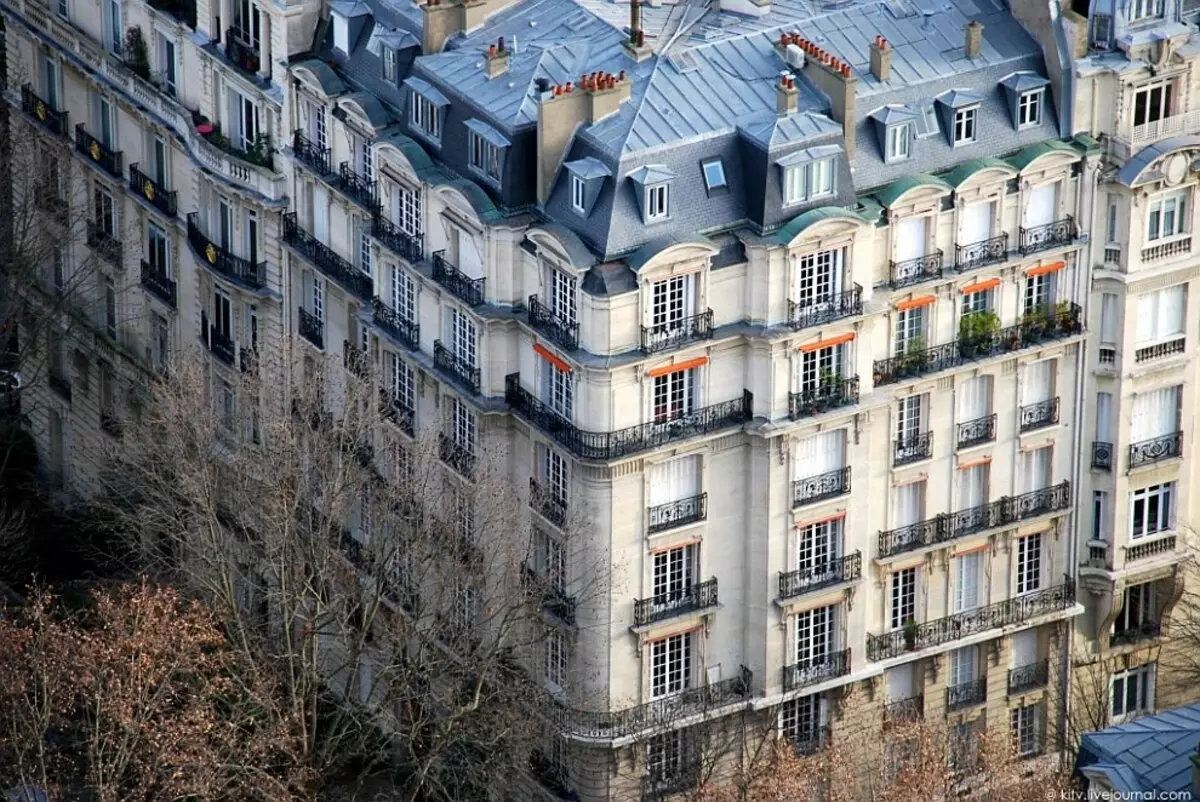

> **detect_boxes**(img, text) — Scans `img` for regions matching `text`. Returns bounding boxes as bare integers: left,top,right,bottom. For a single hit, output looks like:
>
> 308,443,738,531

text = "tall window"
1010,705,1042,757
544,361,572,419
953,106,978,144
793,248,843,307
652,369,694,423
1130,483,1174,538
103,0,123,54
146,223,170,275
1018,90,1043,127
43,57,61,109
468,132,502,182
154,32,177,95
952,551,982,612
797,518,841,578
571,175,586,213
799,344,845,392
795,605,836,666
1111,664,1155,722
549,269,577,325
390,266,415,321
306,100,327,151
1135,285,1186,345
358,225,372,275
381,45,397,82
780,695,825,745
94,185,116,235
96,95,116,148
1114,583,1155,635
448,308,477,366
894,306,926,353
1024,271,1055,312
104,278,117,339
543,449,568,510
393,184,422,237
451,396,476,452
652,544,695,604
545,630,567,689
650,633,690,698
895,394,924,444
1147,190,1187,240
890,567,916,630
886,124,909,161
650,274,694,331
227,88,258,152
1016,534,1042,594
388,352,414,410
1092,491,1109,542
646,183,669,219
410,92,441,140
1133,82,1172,127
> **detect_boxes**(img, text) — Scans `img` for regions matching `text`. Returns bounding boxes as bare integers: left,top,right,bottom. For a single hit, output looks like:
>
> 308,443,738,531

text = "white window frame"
410,91,442,141
799,345,845,393
546,362,572,419
1133,81,1173,127
468,131,502,182
646,183,670,220
449,307,477,367
390,264,416,322
1016,533,1042,595
1130,0,1164,21
549,268,578,325
451,396,476,452
332,12,349,53
784,158,836,206
545,630,567,690
1010,705,1042,757
570,174,586,213
388,352,414,410
1129,483,1174,539
953,106,978,145
795,604,837,665
652,544,695,602
652,369,695,423
886,124,910,161
649,633,691,699
1111,664,1155,722
382,45,397,83
1146,189,1188,241
890,567,917,630
1018,90,1044,127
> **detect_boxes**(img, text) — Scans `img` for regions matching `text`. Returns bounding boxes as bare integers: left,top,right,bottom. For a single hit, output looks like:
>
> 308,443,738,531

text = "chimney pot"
488,44,496,55
965,20,984,59
869,34,892,80
498,36,505,51
619,69,626,80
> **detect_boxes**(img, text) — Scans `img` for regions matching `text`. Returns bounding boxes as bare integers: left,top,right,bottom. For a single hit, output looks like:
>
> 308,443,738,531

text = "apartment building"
3,0,1105,797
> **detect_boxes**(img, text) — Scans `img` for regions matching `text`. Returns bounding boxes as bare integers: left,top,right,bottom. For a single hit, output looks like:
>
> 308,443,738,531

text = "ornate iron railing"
883,696,924,728
779,553,861,600
371,297,419,351
633,578,718,626
1110,621,1161,648
946,678,987,711
889,250,943,289
528,295,580,351
954,234,1008,271
1019,398,1060,432
878,481,1071,558
1129,431,1183,468
86,221,123,268
788,285,863,330
291,130,331,175
867,577,1075,661
1019,216,1076,255
783,647,851,692
343,340,370,380
506,374,751,461
789,725,831,757
21,85,68,137
641,310,714,354
529,478,567,527
202,313,236,365
372,216,424,263
298,308,323,350
648,493,707,533
433,340,481,395
129,163,176,217
1008,660,1049,695
225,27,261,75
432,251,485,306
187,213,267,290
378,388,415,437
283,212,373,301
339,161,378,210
957,414,996,449
894,431,933,466
792,466,851,507
788,376,859,420
75,123,123,178
140,261,176,307
1092,441,1113,471
438,433,476,479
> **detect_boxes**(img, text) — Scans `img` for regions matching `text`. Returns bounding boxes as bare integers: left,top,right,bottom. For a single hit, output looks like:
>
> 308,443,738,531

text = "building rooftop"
1077,703,1200,795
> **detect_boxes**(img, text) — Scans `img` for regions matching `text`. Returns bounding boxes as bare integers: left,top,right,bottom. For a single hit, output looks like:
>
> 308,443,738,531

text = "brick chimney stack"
796,38,859,158
536,72,632,204
484,37,508,78
965,20,984,59
776,72,798,116
869,36,891,81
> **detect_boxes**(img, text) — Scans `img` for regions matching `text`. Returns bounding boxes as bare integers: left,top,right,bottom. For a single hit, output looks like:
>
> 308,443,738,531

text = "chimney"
536,82,589,205
584,70,633,123
965,20,984,59
484,37,508,78
624,0,652,62
869,36,891,81
776,72,798,116
421,0,460,55
798,39,859,158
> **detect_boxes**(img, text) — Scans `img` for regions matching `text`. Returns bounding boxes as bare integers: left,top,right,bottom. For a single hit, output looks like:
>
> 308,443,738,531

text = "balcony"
1129,431,1185,469
789,376,859,420
788,286,863,330
49,371,72,402
379,389,415,437
438,433,476,479
21,85,68,137
431,251,485,307
1008,660,1049,695
946,678,987,711
528,296,579,351
783,647,851,692
1092,442,1113,471
1018,216,1076,255
291,130,330,175
433,341,481,395
282,213,373,301
201,314,236,366
529,478,568,527
866,577,1075,661
86,221,124,269
894,431,933,467
370,298,419,351
74,124,123,178
224,27,262,79
506,375,752,461
883,696,924,729
789,725,831,757
641,310,714,354
877,480,1071,559
1019,398,1060,432
954,234,1008,271
339,162,377,210
1130,109,1200,146
1126,534,1176,563
889,250,943,289
1110,621,1161,648
1086,541,1110,569
520,563,577,626
298,308,323,350
373,217,424,263
957,414,996,449
1135,338,1185,363
129,163,177,218
873,303,1082,386
632,578,718,627
1142,236,1191,263
343,340,370,380
140,261,177,307
187,213,267,291
648,493,707,533
792,466,851,508
642,764,701,799
778,552,861,600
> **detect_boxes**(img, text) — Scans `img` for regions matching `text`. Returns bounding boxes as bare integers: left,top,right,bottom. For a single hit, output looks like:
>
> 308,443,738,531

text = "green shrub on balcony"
958,309,1000,357
124,26,151,80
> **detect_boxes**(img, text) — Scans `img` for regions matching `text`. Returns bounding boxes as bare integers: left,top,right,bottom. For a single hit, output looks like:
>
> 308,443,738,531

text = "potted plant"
903,618,919,651
1022,306,1050,338
958,309,1000,358
903,336,929,374
124,26,151,80
1054,300,1081,333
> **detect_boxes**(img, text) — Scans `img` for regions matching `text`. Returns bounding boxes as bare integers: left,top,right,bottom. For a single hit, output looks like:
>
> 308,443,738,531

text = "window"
890,567,916,630
1130,0,1164,20
98,362,115,415
243,304,257,350
306,101,327,151
650,274,694,332
393,183,422,237
152,314,169,369
1130,386,1180,443
410,91,442,141
454,582,478,630
570,174,586,213
650,633,690,698
545,630,567,689
652,544,695,604
468,131,502,182
1107,202,1118,243
218,379,235,429
1100,294,1118,344
308,273,325,321
451,397,476,451
652,369,695,423
646,183,669,220
952,550,982,613
1023,271,1055,312
796,604,836,665
780,695,826,746
387,266,415,324
448,307,477,367
94,185,116,235
1115,583,1155,635
543,449,569,512
1130,483,1174,538
1011,705,1042,756
896,394,924,443
549,269,578,325
886,125,910,161
227,88,258,152
332,12,349,52
784,158,836,205
701,159,727,193
793,248,844,307
799,344,845,393
797,518,842,583
43,58,61,109
647,730,691,784
1135,285,1185,344
894,306,926,354
953,106,978,144
96,95,116,148
56,0,68,18
1111,664,1155,721
146,223,170,274
960,286,994,317
1134,82,1173,127
1016,534,1042,594
382,45,397,83
358,139,373,182
104,278,117,339
388,352,414,410
1147,191,1187,240
949,645,978,688
71,350,88,394
156,31,177,96
544,361,572,419
1017,90,1043,127
358,224,372,275
1093,491,1109,542
103,0,123,54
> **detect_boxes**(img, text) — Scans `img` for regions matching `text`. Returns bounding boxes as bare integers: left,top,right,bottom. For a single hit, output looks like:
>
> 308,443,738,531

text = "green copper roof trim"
775,207,868,244
874,173,952,208
1072,133,1102,156
942,157,1015,188
1006,139,1079,172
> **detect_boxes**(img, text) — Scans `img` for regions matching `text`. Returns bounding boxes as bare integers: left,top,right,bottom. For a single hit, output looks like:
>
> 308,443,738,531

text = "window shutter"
1096,392,1112,439
961,202,992,244
1100,294,1118,343
1025,184,1056,227
1011,630,1037,667
895,218,927,262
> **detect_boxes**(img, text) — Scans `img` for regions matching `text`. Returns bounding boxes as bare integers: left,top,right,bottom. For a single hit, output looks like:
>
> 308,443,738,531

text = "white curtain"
1132,387,1179,440
794,431,845,479
960,202,993,244
953,553,982,612
885,664,914,702
957,465,987,510
1138,285,1186,343
649,457,700,506
1100,294,1118,344
1021,360,1053,406
312,185,329,244
1025,184,1057,227
1096,392,1112,440
894,218,927,261
1022,448,1051,493
957,376,991,422
1011,630,1037,668
895,482,922,527
949,645,978,684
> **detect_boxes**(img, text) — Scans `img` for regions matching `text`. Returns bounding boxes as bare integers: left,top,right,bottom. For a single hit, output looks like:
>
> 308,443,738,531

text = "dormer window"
333,12,349,53
647,183,670,220
628,165,675,224
783,158,834,206
406,78,448,145
1018,90,1043,127
565,158,611,218
953,107,978,145
701,159,727,195
1000,73,1050,130
1130,0,1164,21
886,125,910,161
382,46,397,82
465,120,509,185
571,175,586,213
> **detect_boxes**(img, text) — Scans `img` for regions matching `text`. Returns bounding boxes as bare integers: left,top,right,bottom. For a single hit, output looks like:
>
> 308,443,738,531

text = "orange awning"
534,343,571,373
896,295,936,311
795,511,847,529
647,356,708,378
958,456,992,470
799,333,855,353
961,277,1001,295
1025,261,1066,277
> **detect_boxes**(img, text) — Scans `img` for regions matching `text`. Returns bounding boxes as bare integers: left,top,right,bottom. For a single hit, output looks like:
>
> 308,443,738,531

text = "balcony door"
1025,184,1056,228
648,456,700,512
312,185,329,244
1130,386,1179,443
894,217,927,262
1020,359,1054,408
952,551,982,613
957,464,987,512
960,201,992,246
213,291,232,339
794,430,845,482
796,605,836,667
150,135,169,188
949,645,978,687
793,248,843,308
1021,447,1051,494
1012,630,1037,668
306,101,327,151
957,376,991,424
652,545,696,607
894,482,923,530
798,519,841,580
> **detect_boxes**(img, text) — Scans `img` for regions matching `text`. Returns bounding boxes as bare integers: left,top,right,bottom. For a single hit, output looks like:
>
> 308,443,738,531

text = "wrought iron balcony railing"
433,341,481,395
883,696,924,728
528,296,579,351
789,725,831,757
372,216,424,262
792,466,851,507
648,493,707,533
783,647,851,692
1092,441,1113,471
1019,398,1060,432
129,163,176,218
1129,431,1183,469
343,340,370,380
187,213,267,290
225,26,261,76
529,478,567,527
778,552,861,600
632,578,718,626
641,310,714,354
520,562,577,626
298,308,323,350
438,433,476,479
432,251,485,306
1019,216,1076,255
140,261,177,307
642,763,702,798
889,250,943,289
75,124,123,178
339,161,377,210
201,312,236,365
1110,621,1162,648
789,376,859,420
788,285,863,330
506,374,752,462
957,414,996,449
379,388,415,437
86,221,123,268
894,431,933,466
283,212,373,301
946,678,987,711
878,481,1071,558
1008,660,1049,695
866,577,1075,661
21,85,68,137
371,297,419,351
954,234,1008,271
291,130,331,175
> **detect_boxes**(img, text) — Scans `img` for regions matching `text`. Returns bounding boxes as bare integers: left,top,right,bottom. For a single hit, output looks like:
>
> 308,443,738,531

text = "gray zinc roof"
1078,703,1200,793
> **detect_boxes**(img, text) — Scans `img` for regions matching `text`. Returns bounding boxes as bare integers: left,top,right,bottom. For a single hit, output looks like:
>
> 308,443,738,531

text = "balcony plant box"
903,618,918,651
